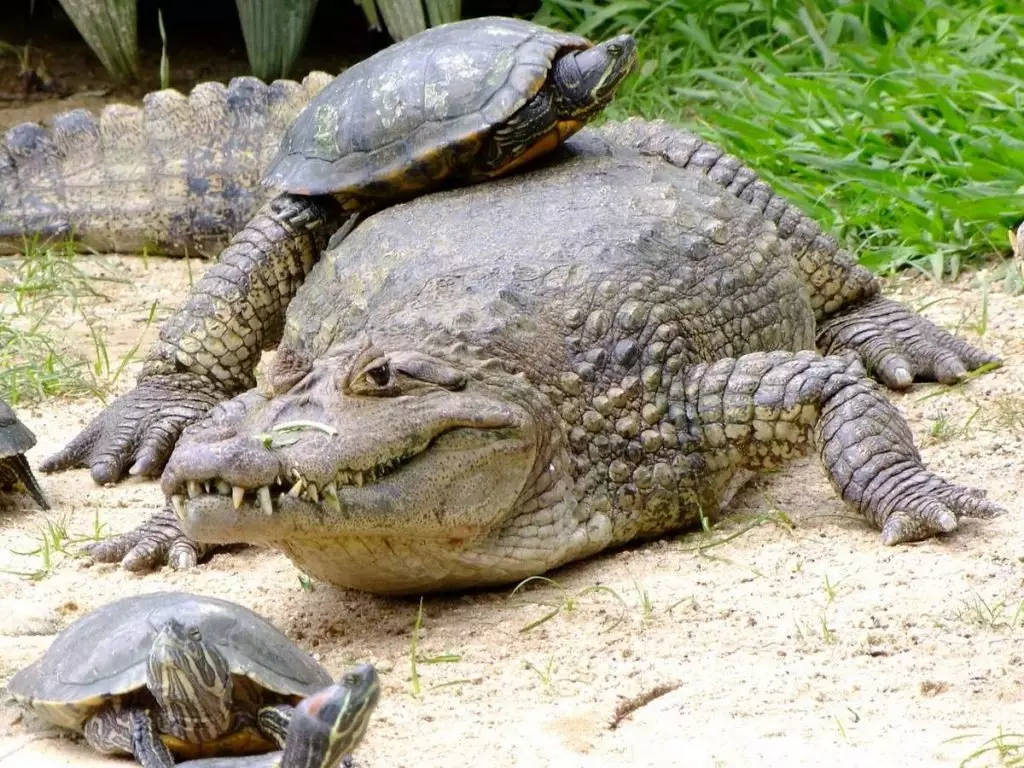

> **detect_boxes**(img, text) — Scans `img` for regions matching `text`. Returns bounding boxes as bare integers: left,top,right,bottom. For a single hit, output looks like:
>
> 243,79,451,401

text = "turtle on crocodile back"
263,16,637,205
7,592,333,766
177,665,380,768
0,398,49,509
38,115,1003,593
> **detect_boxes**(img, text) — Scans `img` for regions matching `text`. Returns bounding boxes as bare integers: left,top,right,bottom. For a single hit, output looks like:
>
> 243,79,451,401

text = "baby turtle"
7,592,332,766
0,398,48,509
177,664,380,768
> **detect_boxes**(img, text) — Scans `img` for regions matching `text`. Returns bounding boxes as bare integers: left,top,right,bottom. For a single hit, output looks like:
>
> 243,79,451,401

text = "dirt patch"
0,27,1022,768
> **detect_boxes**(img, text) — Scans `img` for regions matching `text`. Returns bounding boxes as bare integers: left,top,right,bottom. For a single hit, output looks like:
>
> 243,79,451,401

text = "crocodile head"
160,338,569,594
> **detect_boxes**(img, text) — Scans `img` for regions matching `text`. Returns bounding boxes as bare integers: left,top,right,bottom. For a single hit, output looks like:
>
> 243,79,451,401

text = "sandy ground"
1,27,1023,768
0,255,1021,768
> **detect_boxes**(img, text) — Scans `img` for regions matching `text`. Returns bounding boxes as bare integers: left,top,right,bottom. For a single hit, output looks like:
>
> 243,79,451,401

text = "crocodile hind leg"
680,351,1004,544
41,192,344,485
599,119,1000,388
83,706,175,768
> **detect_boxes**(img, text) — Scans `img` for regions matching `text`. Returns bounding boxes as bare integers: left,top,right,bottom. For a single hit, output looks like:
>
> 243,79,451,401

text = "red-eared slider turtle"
0,399,49,509
177,665,380,768
263,16,638,206
7,592,333,766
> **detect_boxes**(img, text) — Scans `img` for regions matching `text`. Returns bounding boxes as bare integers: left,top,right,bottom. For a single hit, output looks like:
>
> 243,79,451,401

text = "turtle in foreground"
41,16,637,485
0,399,49,509
7,592,332,766
177,664,380,768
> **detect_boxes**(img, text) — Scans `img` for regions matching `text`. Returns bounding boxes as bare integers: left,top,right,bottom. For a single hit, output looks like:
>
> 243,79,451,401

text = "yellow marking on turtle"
484,119,583,178
159,725,277,758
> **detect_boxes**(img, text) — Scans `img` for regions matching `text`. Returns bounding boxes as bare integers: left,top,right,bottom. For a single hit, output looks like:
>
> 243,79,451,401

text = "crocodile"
19,98,1001,593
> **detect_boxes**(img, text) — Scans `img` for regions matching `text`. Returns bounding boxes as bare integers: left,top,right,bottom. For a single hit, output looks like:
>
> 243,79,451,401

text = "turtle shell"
7,592,332,733
262,16,591,200
0,399,37,459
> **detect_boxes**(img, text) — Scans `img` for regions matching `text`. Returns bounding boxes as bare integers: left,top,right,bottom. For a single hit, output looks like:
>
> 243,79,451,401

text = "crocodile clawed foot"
879,479,1006,545
41,373,224,485
83,503,214,571
817,296,1000,390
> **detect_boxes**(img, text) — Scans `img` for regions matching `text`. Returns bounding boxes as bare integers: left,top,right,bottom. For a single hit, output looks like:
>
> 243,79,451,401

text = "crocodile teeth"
258,486,273,516
232,486,245,510
171,495,186,519
353,471,364,487
215,480,232,496
288,477,305,497
305,483,319,503
321,482,340,514
187,480,202,499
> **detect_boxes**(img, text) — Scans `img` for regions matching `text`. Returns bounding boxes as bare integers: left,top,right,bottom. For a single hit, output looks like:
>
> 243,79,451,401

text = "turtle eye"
342,673,357,687
607,43,621,56
188,628,203,641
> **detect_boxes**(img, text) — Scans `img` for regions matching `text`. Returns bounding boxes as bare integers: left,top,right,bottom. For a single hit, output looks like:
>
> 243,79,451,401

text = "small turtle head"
280,664,381,768
559,33,637,117
146,619,234,742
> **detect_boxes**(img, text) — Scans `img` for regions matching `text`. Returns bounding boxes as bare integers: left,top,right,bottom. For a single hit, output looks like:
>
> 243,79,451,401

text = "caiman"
0,79,1004,595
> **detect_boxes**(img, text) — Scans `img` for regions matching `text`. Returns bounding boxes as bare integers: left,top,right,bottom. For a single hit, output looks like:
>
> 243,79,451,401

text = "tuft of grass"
509,575,631,632
949,727,1024,767
0,240,152,405
2,511,111,581
536,0,1024,275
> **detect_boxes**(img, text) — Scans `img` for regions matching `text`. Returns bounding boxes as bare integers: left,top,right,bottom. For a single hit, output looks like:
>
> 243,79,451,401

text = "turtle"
7,591,334,767
176,664,380,768
262,16,638,208
0,398,49,509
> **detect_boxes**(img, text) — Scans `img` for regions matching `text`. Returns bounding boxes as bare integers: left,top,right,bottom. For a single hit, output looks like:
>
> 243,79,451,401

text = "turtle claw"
84,503,213,572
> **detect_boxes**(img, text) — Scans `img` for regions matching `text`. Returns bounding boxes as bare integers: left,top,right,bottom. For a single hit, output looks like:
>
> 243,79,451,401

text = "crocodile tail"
0,71,333,257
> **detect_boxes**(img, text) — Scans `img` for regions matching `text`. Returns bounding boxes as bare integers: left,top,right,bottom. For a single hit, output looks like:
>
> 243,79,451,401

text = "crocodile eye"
365,362,392,388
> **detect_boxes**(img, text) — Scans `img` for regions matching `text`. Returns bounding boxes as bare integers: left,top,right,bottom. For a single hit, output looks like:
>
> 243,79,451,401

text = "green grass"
0,240,150,405
536,0,1024,275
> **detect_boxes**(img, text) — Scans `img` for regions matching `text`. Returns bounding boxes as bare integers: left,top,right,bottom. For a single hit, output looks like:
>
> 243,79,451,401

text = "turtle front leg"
256,703,296,748
84,707,175,768
678,350,1005,544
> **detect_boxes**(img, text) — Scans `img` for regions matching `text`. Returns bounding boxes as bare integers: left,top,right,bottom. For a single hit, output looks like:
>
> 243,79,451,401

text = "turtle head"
554,34,637,118
280,664,381,768
146,619,234,741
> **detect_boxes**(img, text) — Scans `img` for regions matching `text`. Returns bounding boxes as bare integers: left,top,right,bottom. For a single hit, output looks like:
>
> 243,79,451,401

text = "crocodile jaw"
161,372,540,590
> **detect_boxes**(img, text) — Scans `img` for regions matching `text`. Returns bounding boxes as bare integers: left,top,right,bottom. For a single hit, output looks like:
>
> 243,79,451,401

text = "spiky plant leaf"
235,0,322,81
56,0,138,84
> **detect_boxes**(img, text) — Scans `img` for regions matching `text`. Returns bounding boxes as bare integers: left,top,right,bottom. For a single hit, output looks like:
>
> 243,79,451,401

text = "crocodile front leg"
42,193,343,484
681,351,1004,543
